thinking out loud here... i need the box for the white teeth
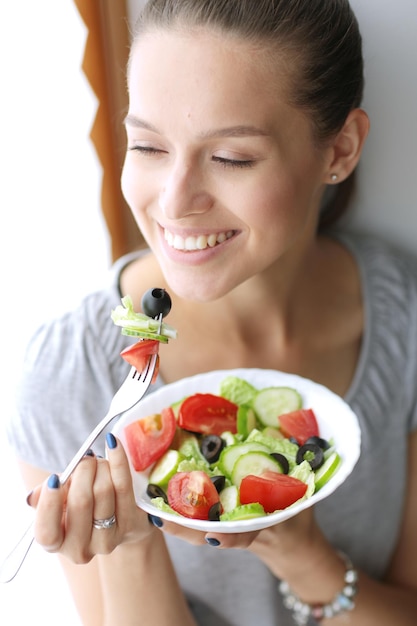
[173,234,185,250]
[196,235,208,249]
[184,236,196,250]
[164,229,234,251]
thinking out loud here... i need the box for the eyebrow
[124,114,269,138]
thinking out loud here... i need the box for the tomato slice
[167,470,221,519]
[240,471,307,513]
[278,408,319,445]
[178,393,238,436]
[124,407,176,471]
[120,339,160,383]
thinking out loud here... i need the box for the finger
[105,434,141,520]
[34,474,66,552]
[85,458,120,554]
[158,520,209,546]
[64,454,98,557]
[204,530,259,549]
[91,459,116,523]
[26,451,95,509]
[26,484,42,508]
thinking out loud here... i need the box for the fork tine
[131,367,141,380]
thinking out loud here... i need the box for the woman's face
[122,30,332,301]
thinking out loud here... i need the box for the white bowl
[112,368,361,533]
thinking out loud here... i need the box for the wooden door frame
[74,0,144,260]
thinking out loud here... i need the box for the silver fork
[0,352,158,583]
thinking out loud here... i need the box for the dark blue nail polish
[205,537,221,547]
[106,433,117,449]
[148,514,164,528]
[47,474,60,489]
[84,448,95,457]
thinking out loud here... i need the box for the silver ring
[93,513,116,530]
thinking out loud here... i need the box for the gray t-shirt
[7,233,417,626]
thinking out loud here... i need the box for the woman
[8,1,417,624]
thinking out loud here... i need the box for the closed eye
[128,145,165,156]
[212,156,255,169]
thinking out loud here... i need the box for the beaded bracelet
[277,552,358,625]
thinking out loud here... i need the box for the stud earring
[330,173,338,182]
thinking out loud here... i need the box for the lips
[164,228,235,251]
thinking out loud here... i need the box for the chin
[160,267,235,303]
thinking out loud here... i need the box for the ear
[325,108,370,184]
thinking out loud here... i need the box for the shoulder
[338,230,417,355]
[338,231,417,428]
[335,230,417,303]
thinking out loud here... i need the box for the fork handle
[0,521,35,583]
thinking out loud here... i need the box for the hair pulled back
[132,0,365,227]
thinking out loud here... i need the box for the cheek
[120,162,135,210]
[244,179,300,231]
[121,162,142,212]
[121,162,155,224]
[243,176,317,256]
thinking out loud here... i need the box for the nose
[159,161,213,220]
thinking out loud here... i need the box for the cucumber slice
[237,405,257,438]
[149,449,183,486]
[218,442,270,478]
[262,426,285,440]
[314,451,342,491]
[220,431,238,446]
[231,450,282,487]
[121,328,169,342]
[219,485,240,513]
[220,502,265,521]
[252,386,302,427]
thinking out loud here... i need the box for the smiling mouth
[164,228,235,251]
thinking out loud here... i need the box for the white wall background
[345,0,417,253]
[0,1,415,625]
[0,2,109,624]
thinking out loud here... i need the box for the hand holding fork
[0,288,172,583]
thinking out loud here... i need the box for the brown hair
[131,0,365,228]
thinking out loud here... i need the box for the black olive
[146,483,168,504]
[304,436,330,450]
[141,288,172,318]
[289,436,300,446]
[208,501,222,521]
[210,475,226,493]
[270,452,290,474]
[200,435,225,463]
[296,443,324,470]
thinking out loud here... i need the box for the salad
[111,289,177,382]
[123,375,342,523]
